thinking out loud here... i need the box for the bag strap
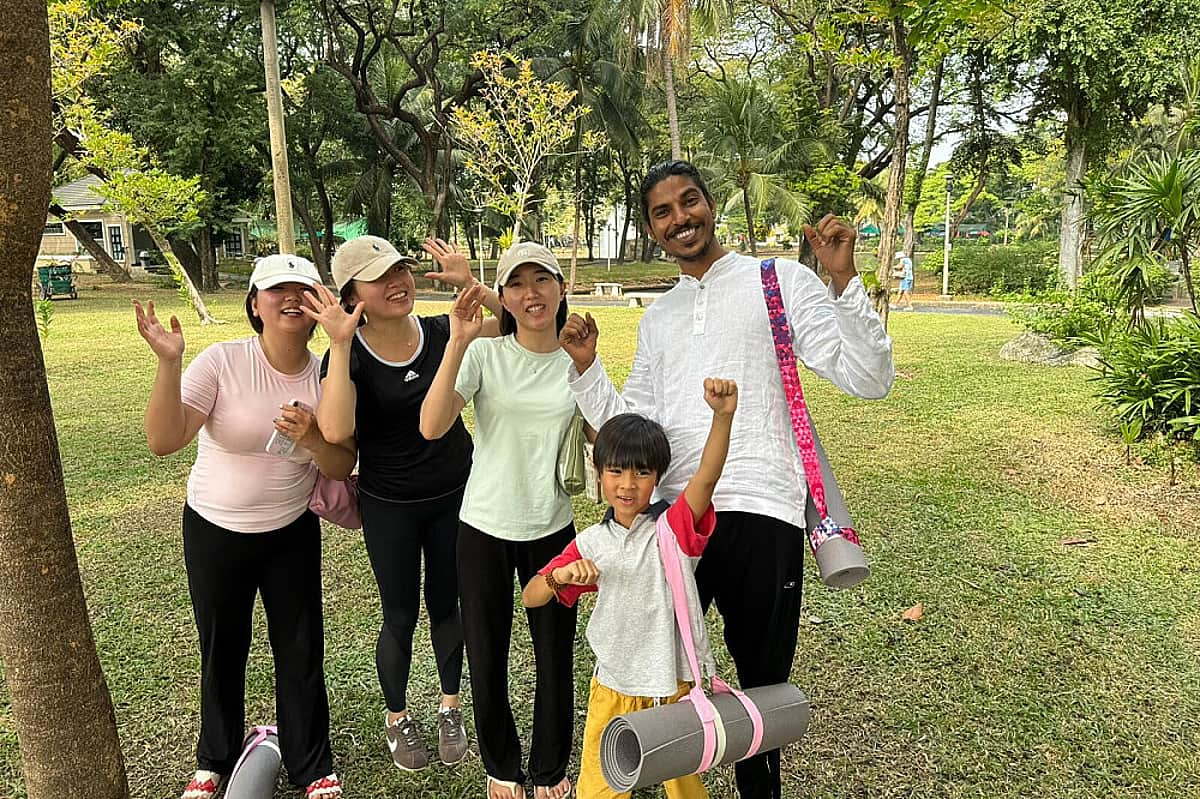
[228,724,278,783]
[656,517,765,771]
[758,258,860,551]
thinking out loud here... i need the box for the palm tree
[1091,152,1200,319]
[624,0,732,159]
[696,75,815,255]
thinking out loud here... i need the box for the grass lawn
[2,282,1200,798]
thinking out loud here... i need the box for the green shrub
[1005,270,1126,345]
[1088,312,1200,449]
[945,241,1058,295]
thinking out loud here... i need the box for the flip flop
[486,774,525,799]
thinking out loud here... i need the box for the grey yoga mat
[599,683,811,792]
[224,727,281,799]
[805,426,869,589]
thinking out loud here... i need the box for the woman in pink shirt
[133,255,356,799]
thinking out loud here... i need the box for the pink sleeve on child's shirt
[180,345,222,416]
[666,494,717,557]
[537,540,596,608]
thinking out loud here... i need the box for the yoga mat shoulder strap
[229,725,278,784]
[758,258,859,550]
[655,517,765,769]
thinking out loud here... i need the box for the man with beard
[559,160,894,799]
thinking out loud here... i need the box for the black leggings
[457,521,577,787]
[694,511,806,799]
[359,488,465,712]
[182,504,332,787]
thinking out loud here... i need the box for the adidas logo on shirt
[404,370,419,382]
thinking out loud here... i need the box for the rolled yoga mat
[600,683,811,792]
[805,426,869,590]
[224,727,281,799]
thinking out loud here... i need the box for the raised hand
[133,299,185,362]
[422,237,474,289]
[449,282,486,343]
[559,311,599,372]
[555,558,600,587]
[803,214,858,282]
[703,377,738,417]
[302,283,363,345]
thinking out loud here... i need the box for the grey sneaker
[386,713,430,771]
[437,706,469,765]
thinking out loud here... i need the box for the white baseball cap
[249,254,321,291]
[494,241,563,290]
[895,251,907,259]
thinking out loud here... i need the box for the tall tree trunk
[742,186,758,255]
[570,143,582,290]
[873,13,913,328]
[147,229,220,325]
[0,7,130,797]
[1059,97,1088,290]
[261,0,295,254]
[902,56,944,256]
[199,225,219,292]
[663,53,683,161]
[950,177,987,239]
[168,233,204,289]
[49,204,130,282]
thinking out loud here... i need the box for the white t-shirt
[454,335,576,540]
[181,336,320,532]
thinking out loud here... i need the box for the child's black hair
[639,159,715,225]
[592,413,671,478]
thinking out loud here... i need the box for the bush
[1088,312,1200,449]
[945,241,1058,295]
[1005,270,1126,345]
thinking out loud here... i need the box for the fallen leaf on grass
[1061,537,1098,547]
[1094,496,1108,506]
[901,603,923,623]
[806,615,826,625]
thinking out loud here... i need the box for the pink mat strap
[229,724,277,783]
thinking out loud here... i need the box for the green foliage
[35,300,55,341]
[169,263,195,313]
[1089,151,1200,320]
[1088,313,1200,449]
[947,241,1058,295]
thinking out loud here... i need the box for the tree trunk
[291,191,331,282]
[570,145,582,291]
[742,186,758,255]
[0,7,130,797]
[873,13,913,328]
[168,233,204,289]
[663,52,683,161]
[199,225,219,292]
[949,177,987,239]
[49,204,130,282]
[147,229,221,325]
[261,0,295,254]
[1181,242,1198,314]
[1059,97,1088,290]
[902,56,944,256]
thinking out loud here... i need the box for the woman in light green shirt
[420,242,577,799]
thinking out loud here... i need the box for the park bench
[626,291,664,308]
[593,282,623,297]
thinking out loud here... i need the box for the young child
[522,378,738,799]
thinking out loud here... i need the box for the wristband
[544,570,564,595]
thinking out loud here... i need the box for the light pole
[942,173,953,297]
[606,220,613,272]
[475,207,485,284]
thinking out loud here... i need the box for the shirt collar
[602,499,670,525]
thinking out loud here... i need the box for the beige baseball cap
[331,235,419,291]
[494,241,563,290]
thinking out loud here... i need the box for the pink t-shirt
[181,336,321,533]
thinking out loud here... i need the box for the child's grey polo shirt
[574,497,717,698]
